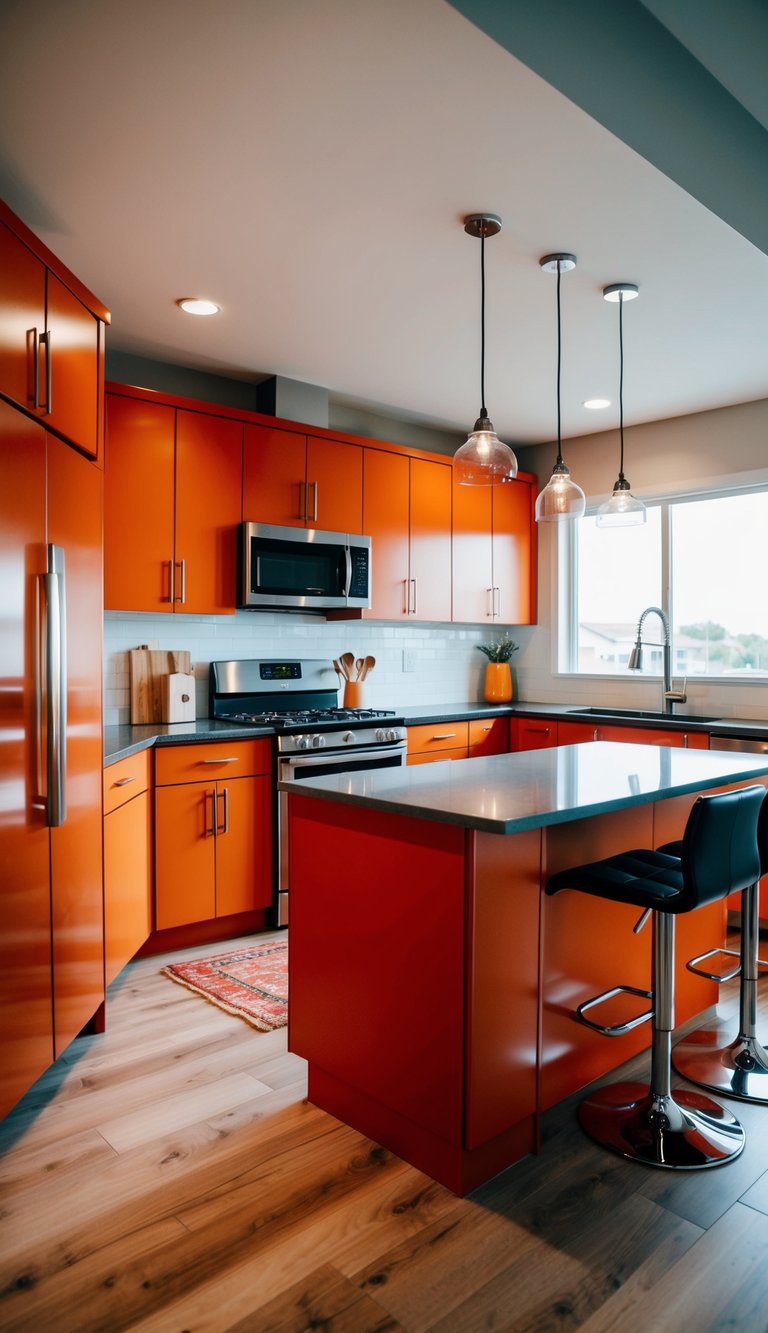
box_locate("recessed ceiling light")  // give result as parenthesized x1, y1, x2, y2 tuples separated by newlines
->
(176, 297, 221, 316)
(583, 398, 611, 409)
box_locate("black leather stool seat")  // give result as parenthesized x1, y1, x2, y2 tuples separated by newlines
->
(546, 848, 683, 910)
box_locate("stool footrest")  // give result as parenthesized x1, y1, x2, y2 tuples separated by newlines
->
(576, 984, 653, 1037)
(686, 947, 741, 983)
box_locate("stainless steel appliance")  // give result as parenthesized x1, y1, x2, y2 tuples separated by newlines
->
(237, 521, 371, 612)
(209, 659, 406, 924)
(709, 735, 768, 755)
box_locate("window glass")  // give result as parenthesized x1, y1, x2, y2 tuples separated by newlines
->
(671, 493, 768, 677)
(575, 508, 662, 674)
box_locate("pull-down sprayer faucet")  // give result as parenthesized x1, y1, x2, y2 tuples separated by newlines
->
(627, 606, 687, 715)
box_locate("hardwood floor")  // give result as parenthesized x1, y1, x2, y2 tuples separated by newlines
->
(1, 931, 768, 1332)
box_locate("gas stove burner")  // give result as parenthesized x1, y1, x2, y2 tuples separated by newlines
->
(225, 707, 396, 729)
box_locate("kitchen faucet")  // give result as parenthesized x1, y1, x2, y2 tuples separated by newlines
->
(627, 606, 687, 715)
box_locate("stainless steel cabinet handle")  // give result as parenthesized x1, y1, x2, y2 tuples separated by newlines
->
(166, 557, 174, 603)
(493, 586, 501, 617)
(683, 734, 689, 748)
(487, 587, 494, 617)
(403, 579, 409, 615)
(593, 728, 599, 741)
(308, 480, 318, 523)
(205, 789, 216, 837)
(40, 329, 52, 413)
(175, 558, 186, 605)
(45, 544, 66, 827)
(200, 757, 239, 764)
(113, 776, 136, 787)
(432, 732, 458, 741)
(217, 786, 229, 835)
(32, 327, 40, 408)
(409, 577, 417, 615)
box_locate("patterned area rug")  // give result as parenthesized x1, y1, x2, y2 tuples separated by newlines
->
(161, 939, 288, 1031)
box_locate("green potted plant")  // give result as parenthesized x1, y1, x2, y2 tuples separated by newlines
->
(477, 634, 518, 703)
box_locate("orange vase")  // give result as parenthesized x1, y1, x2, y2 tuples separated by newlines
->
(483, 662, 513, 704)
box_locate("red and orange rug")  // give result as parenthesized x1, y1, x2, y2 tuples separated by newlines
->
(161, 939, 288, 1031)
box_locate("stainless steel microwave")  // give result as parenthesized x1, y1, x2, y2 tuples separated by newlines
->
(237, 522, 371, 612)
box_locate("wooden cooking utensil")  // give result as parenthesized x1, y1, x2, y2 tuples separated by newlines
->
(339, 652, 355, 680)
(360, 654, 375, 680)
(354, 657, 364, 680)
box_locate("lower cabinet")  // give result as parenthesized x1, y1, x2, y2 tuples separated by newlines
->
(103, 752, 152, 986)
(154, 740, 273, 930)
(556, 720, 709, 749)
(510, 717, 559, 751)
(407, 716, 509, 765)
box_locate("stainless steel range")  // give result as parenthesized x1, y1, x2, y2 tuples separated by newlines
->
(209, 659, 407, 924)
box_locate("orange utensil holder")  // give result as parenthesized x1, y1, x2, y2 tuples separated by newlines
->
(483, 662, 513, 704)
(343, 680, 366, 708)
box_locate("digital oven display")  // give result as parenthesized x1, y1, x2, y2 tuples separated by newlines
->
(259, 663, 302, 681)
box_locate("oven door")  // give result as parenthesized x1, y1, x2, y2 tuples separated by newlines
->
(276, 744, 406, 925)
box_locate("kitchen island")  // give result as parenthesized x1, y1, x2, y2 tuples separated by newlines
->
(283, 743, 768, 1194)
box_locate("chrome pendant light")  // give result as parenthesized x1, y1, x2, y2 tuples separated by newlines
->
(454, 214, 518, 485)
(535, 254, 586, 522)
(596, 283, 646, 527)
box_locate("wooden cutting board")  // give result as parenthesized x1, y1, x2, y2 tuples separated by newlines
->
(130, 647, 192, 724)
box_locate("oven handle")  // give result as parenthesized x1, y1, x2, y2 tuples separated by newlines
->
(279, 744, 406, 776)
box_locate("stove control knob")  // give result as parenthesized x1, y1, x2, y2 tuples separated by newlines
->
(378, 727, 403, 744)
(296, 735, 311, 750)
(310, 734, 325, 748)
(375, 728, 388, 743)
(342, 731, 355, 744)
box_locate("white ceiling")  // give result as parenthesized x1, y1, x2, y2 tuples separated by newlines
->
(0, 0, 766, 445)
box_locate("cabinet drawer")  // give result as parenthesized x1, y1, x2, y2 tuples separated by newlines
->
(155, 739, 272, 786)
(407, 722, 470, 756)
(469, 716, 509, 755)
(510, 718, 558, 751)
(103, 750, 151, 814)
(407, 746, 469, 766)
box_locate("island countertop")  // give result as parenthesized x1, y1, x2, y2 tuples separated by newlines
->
(280, 741, 768, 834)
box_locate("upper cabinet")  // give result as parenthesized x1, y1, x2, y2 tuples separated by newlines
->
(104, 388, 243, 614)
(243, 424, 363, 533)
(452, 473, 536, 625)
(363, 449, 452, 621)
(0, 205, 108, 461)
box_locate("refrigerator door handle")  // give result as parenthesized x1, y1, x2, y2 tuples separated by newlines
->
(45, 544, 67, 827)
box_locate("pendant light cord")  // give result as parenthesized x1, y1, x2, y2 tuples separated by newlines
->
(480, 229, 487, 416)
(618, 293, 625, 482)
(556, 261, 563, 465)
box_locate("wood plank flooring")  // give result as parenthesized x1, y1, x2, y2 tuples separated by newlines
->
(1, 930, 768, 1332)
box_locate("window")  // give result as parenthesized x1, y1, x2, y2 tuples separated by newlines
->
(568, 489, 768, 679)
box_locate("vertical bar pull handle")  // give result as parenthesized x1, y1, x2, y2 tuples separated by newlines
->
(40, 329, 52, 413)
(45, 544, 66, 826)
(174, 559, 186, 605)
(166, 557, 175, 603)
(32, 327, 41, 408)
(206, 789, 216, 837)
(308, 481, 318, 523)
(493, 586, 501, 617)
(410, 577, 417, 615)
(487, 587, 494, 617)
(218, 786, 229, 835)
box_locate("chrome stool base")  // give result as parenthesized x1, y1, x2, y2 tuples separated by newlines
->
(579, 1080, 746, 1169)
(673, 1030, 768, 1103)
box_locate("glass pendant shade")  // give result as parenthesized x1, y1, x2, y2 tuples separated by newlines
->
(454, 413, 517, 485)
(535, 460, 586, 521)
(596, 477, 646, 526)
(535, 253, 584, 522)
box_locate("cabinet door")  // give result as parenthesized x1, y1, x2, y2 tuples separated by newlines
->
(45, 271, 101, 460)
(469, 716, 509, 755)
(155, 783, 216, 929)
(0, 219, 45, 412)
(362, 448, 410, 619)
(511, 718, 558, 750)
(557, 720, 598, 745)
(175, 409, 243, 614)
(215, 775, 273, 916)
(105, 394, 175, 612)
(452, 479, 493, 623)
(243, 423, 307, 527)
(47, 433, 105, 1056)
(0, 402, 52, 1117)
(410, 458, 452, 621)
(493, 478, 535, 625)
(104, 790, 152, 986)
(306, 437, 363, 534)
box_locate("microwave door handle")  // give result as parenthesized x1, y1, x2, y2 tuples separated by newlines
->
(344, 545, 352, 598)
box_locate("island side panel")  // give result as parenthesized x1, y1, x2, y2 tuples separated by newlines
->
(465, 828, 541, 1150)
(287, 794, 466, 1149)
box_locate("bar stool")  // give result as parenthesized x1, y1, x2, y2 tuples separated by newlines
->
(545, 785, 764, 1169)
(665, 789, 768, 1102)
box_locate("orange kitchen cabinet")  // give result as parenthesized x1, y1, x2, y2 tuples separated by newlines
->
(243, 423, 363, 533)
(510, 717, 558, 750)
(469, 716, 509, 756)
(557, 720, 598, 745)
(155, 741, 273, 930)
(362, 449, 451, 621)
(557, 719, 709, 749)
(103, 753, 152, 987)
(452, 473, 536, 625)
(0, 204, 106, 461)
(104, 390, 243, 614)
(407, 722, 470, 763)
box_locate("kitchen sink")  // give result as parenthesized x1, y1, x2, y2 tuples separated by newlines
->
(566, 707, 722, 723)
